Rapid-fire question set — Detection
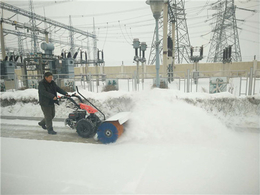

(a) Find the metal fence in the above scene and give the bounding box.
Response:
[174,69,260,95]
[1,69,259,96]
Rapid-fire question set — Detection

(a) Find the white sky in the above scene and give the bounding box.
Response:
[1,0,259,66]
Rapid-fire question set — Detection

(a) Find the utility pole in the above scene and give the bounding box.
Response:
[168,3,175,82]
[162,1,168,77]
[0,10,6,60]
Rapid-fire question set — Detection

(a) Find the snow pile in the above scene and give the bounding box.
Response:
[0,89,38,104]
[1,88,259,129]
[187,97,260,128]
[0,88,134,118]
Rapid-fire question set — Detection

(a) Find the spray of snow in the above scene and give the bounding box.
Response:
[118,89,239,147]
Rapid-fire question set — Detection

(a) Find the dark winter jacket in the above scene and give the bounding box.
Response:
[38,79,67,106]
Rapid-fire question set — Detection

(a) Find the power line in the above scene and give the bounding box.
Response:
[118,21,132,45]
[51,7,148,19]
[73,14,152,27]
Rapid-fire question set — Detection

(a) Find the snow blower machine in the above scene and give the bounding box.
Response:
[57,86,130,144]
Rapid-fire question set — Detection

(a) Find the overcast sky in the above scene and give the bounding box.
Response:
[1,0,259,66]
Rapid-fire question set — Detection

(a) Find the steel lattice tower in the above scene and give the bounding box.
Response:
[17,31,24,56]
[29,0,39,54]
[17,16,24,56]
[69,15,75,55]
[207,0,242,62]
[147,0,191,65]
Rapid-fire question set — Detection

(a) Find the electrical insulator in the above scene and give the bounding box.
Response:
[14,56,19,62]
[80,51,82,61]
[223,49,226,60]
[9,55,14,61]
[61,52,64,58]
[167,36,173,50]
[228,45,232,59]
[225,47,229,60]
[73,52,78,59]
[20,55,23,63]
[4,56,8,61]
[102,50,104,61]
[85,52,87,62]
[200,46,203,57]
[190,47,194,57]
[67,52,71,58]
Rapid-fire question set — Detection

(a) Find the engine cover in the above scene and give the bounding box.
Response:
[68,110,86,120]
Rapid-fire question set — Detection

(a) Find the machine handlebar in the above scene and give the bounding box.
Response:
[57,94,81,108]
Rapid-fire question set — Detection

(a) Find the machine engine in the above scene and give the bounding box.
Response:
[65,110,86,129]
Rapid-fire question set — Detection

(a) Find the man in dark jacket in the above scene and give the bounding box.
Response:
[38,72,68,134]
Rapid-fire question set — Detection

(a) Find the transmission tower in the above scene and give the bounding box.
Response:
[17,16,24,56]
[207,0,242,62]
[148,0,191,65]
[69,15,75,55]
[93,18,97,63]
[17,31,24,56]
[29,0,39,54]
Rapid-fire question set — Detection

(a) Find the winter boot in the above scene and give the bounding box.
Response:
[38,122,47,130]
[48,128,57,135]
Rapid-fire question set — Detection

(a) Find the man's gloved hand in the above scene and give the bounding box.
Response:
[53,96,59,105]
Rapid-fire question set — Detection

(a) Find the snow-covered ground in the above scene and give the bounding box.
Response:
[1,132,259,194]
[1,80,260,194]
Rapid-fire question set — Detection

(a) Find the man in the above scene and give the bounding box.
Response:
[38,72,68,134]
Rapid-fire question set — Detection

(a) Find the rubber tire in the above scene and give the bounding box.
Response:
[76,118,95,138]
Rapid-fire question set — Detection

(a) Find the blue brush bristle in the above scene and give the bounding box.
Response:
[97,122,119,144]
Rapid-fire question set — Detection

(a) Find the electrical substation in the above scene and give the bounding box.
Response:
[0,0,259,95]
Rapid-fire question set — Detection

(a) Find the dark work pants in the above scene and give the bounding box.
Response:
[39,105,55,130]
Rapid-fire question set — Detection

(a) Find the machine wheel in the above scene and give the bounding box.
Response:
[76,119,95,138]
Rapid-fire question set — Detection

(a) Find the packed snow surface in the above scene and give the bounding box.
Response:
[1,87,260,194]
